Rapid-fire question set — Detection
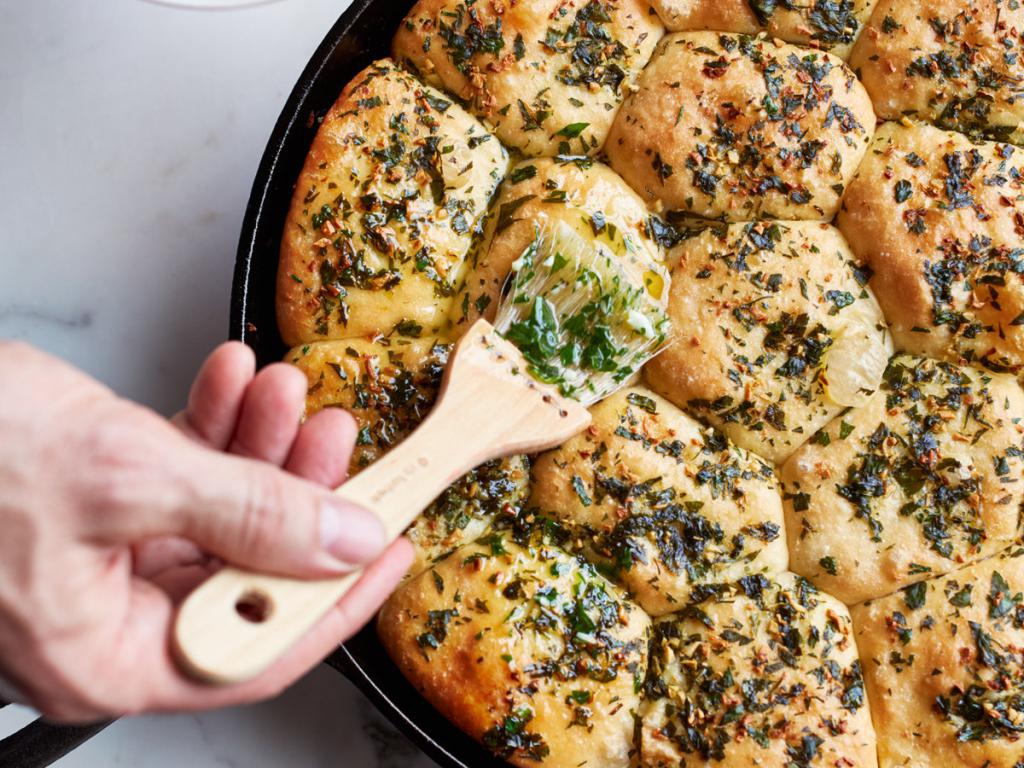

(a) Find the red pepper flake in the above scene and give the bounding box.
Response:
[702,57,730,78]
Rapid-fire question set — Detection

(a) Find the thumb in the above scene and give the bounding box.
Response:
[172,450,389,578]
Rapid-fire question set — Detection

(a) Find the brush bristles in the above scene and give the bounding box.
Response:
[494,222,671,406]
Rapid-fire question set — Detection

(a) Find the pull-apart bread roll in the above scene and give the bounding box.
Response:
[650,0,878,59]
[393,0,664,157]
[277,60,507,346]
[838,122,1024,374]
[379,534,650,768]
[783,354,1024,605]
[852,546,1024,768]
[289,338,530,573]
[850,0,1024,143]
[450,157,669,333]
[530,386,788,616]
[606,32,876,221]
[641,572,878,767]
[644,221,892,464]
[404,455,530,578]
[286,336,451,471]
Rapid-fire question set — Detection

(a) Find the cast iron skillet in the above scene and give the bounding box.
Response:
[0,1,493,765]
[233,0,500,763]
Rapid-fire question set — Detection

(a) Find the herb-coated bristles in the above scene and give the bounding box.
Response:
[495,222,671,405]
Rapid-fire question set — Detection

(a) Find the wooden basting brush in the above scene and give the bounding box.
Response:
[175,222,671,684]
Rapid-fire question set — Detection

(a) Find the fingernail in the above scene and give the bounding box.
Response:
[320,498,387,567]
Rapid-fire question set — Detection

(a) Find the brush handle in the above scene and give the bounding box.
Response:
[173,320,591,685]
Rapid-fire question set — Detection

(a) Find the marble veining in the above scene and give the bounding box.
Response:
[359,699,433,768]
[0,0,439,765]
[0,305,95,331]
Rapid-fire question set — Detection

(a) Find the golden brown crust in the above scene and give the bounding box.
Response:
[450,157,668,334]
[276,59,507,346]
[530,387,788,616]
[606,32,876,221]
[850,0,1024,143]
[651,0,879,58]
[641,572,878,767]
[285,337,450,472]
[644,221,892,464]
[783,354,1024,605]
[393,0,663,157]
[272,14,1024,768]
[379,536,650,768]
[851,546,1024,768]
[837,122,1024,374]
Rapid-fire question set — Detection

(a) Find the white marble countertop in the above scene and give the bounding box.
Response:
[0,0,436,765]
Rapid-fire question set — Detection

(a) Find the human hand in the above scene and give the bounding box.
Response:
[0,340,412,722]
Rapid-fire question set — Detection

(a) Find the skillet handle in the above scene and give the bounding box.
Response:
[0,707,111,768]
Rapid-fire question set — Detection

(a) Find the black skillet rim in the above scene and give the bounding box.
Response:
[230,0,503,766]
[0,704,110,768]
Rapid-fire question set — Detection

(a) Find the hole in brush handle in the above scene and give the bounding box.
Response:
[235,590,274,623]
[176,568,366,684]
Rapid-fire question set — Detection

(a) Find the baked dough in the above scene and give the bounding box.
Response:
[641,571,878,767]
[606,32,876,221]
[644,220,892,464]
[405,455,530,578]
[850,0,1024,143]
[530,386,788,616]
[275,10,1024,767]
[276,59,507,346]
[837,122,1024,374]
[379,535,650,768]
[851,545,1024,768]
[651,0,879,59]
[782,354,1024,605]
[286,337,450,472]
[450,157,668,334]
[393,0,663,157]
